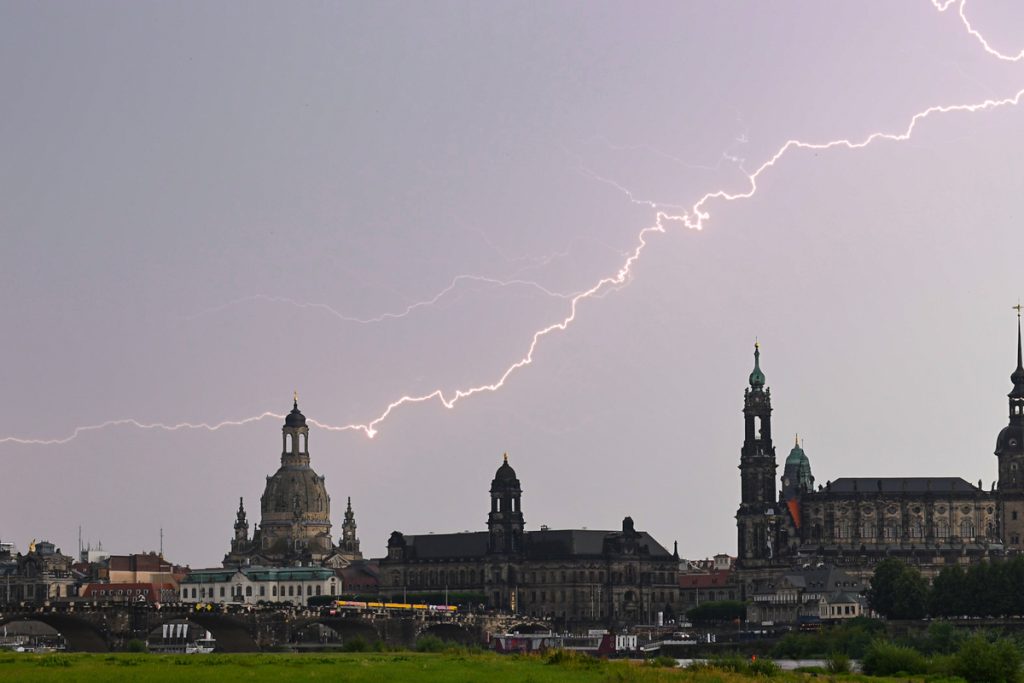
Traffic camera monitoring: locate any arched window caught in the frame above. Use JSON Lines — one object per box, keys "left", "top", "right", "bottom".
{"left": 859, "top": 522, "right": 875, "bottom": 539}
{"left": 961, "top": 519, "right": 975, "bottom": 539}
{"left": 245, "top": 586, "right": 252, "bottom": 597}
{"left": 935, "top": 521, "right": 950, "bottom": 538}
{"left": 285, "top": 433, "right": 292, "bottom": 451}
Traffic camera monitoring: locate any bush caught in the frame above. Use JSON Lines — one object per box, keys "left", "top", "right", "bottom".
{"left": 544, "top": 649, "right": 601, "bottom": 669}
{"left": 826, "top": 651, "right": 851, "bottom": 674}
{"left": 415, "top": 635, "right": 446, "bottom": 653}
{"left": 748, "top": 657, "right": 781, "bottom": 676}
{"left": 950, "top": 636, "right": 1022, "bottom": 683}
{"left": 861, "top": 639, "right": 928, "bottom": 676}
{"left": 686, "top": 600, "right": 746, "bottom": 624}
{"left": 645, "top": 655, "right": 677, "bottom": 668}
{"left": 125, "top": 639, "right": 148, "bottom": 653}
{"left": 341, "top": 636, "right": 369, "bottom": 652}
{"left": 687, "top": 654, "right": 778, "bottom": 677}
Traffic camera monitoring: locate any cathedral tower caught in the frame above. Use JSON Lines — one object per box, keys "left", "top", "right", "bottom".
{"left": 998, "top": 308, "right": 1024, "bottom": 548}
{"left": 340, "top": 497, "right": 360, "bottom": 555}
{"left": 488, "top": 454, "right": 524, "bottom": 554}
{"left": 231, "top": 497, "right": 249, "bottom": 552}
{"left": 736, "top": 343, "right": 780, "bottom": 568}
{"left": 255, "top": 397, "right": 333, "bottom": 560}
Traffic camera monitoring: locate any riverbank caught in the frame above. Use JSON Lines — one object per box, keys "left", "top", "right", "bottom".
{"left": 0, "top": 650, "right": 935, "bottom": 682}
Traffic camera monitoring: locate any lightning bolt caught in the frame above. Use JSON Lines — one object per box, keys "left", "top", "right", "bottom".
{"left": 0, "top": 414, "right": 286, "bottom": 446}
{"left": 933, "top": 0, "right": 1024, "bottom": 62}
{"left": 4, "top": 2, "right": 1024, "bottom": 447}
{"left": 186, "top": 275, "right": 578, "bottom": 326}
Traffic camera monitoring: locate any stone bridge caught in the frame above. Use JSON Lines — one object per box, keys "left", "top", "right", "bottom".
{"left": 0, "top": 605, "right": 552, "bottom": 653}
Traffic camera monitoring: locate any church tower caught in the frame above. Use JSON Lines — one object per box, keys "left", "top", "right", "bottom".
{"left": 736, "top": 342, "right": 780, "bottom": 568}
{"left": 340, "top": 497, "right": 360, "bottom": 555}
{"left": 231, "top": 497, "right": 249, "bottom": 552}
{"left": 997, "top": 308, "right": 1024, "bottom": 548}
{"left": 488, "top": 454, "right": 524, "bottom": 554}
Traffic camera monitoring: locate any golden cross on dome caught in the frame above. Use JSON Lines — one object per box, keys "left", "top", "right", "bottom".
{"left": 503, "top": 452, "right": 508, "bottom": 463}
{"left": 1014, "top": 301, "right": 1022, "bottom": 318}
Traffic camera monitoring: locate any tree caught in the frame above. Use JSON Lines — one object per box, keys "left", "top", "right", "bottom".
{"left": 867, "top": 559, "right": 928, "bottom": 619}
{"left": 686, "top": 600, "right": 746, "bottom": 624}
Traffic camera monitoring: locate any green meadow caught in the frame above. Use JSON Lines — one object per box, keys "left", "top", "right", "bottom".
{"left": 0, "top": 650, "right": 950, "bottom": 683}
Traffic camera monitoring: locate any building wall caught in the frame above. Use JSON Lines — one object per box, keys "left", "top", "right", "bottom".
{"left": 379, "top": 555, "right": 678, "bottom": 625}
{"left": 181, "top": 571, "right": 340, "bottom": 605}
{"left": 799, "top": 492, "right": 998, "bottom": 548}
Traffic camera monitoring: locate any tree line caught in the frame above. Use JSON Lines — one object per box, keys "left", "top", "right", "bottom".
{"left": 868, "top": 557, "right": 1024, "bottom": 619}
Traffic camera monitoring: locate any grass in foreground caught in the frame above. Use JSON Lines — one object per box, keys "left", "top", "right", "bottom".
{"left": 0, "top": 649, "right": 949, "bottom": 682}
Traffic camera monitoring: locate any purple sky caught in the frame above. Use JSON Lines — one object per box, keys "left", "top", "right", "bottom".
{"left": 3, "top": 2, "right": 1024, "bottom": 567}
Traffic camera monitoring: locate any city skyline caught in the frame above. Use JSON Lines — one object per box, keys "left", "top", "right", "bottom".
{"left": 3, "top": 2, "right": 1024, "bottom": 566}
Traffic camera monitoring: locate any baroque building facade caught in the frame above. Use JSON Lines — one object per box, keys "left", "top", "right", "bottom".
{"left": 222, "top": 399, "right": 362, "bottom": 569}
{"left": 379, "top": 456, "right": 679, "bottom": 628}
{"left": 736, "top": 316, "right": 1024, "bottom": 582}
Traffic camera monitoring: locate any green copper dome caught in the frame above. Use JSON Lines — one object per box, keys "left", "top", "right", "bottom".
{"left": 785, "top": 443, "right": 807, "bottom": 467}
{"left": 749, "top": 342, "right": 765, "bottom": 388}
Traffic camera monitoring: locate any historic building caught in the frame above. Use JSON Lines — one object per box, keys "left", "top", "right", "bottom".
{"left": 735, "top": 315, "right": 1024, "bottom": 582}
{"left": 222, "top": 398, "right": 363, "bottom": 569}
{"left": 0, "top": 541, "right": 76, "bottom": 604}
{"left": 181, "top": 566, "right": 339, "bottom": 605}
{"left": 379, "top": 456, "right": 679, "bottom": 628}
{"left": 746, "top": 565, "right": 867, "bottom": 625}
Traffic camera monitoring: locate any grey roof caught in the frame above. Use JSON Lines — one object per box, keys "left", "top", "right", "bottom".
{"left": 526, "top": 530, "right": 672, "bottom": 560}
{"left": 824, "top": 477, "right": 980, "bottom": 494}
{"left": 753, "top": 565, "right": 862, "bottom": 597}
{"left": 404, "top": 532, "right": 490, "bottom": 559}
{"left": 181, "top": 566, "right": 334, "bottom": 584}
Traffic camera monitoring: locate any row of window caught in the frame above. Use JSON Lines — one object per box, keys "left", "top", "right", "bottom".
{"left": 182, "top": 583, "right": 335, "bottom": 600}
{"left": 523, "top": 588, "right": 675, "bottom": 605}
{"left": 399, "top": 567, "right": 675, "bottom": 587}
{"left": 93, "top": 588, "right": 148, "bottom": 597}
{"left": 811, "top": 519, "right": 987, "bottom": 540}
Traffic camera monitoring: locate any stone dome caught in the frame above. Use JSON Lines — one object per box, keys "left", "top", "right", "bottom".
{"left": 261, "top": 465, "right": 330, "bottom": 519}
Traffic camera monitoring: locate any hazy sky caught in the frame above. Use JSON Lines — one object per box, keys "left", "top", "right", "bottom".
{"left": 3, "top": 2, "right": 1024, "bottom": 567}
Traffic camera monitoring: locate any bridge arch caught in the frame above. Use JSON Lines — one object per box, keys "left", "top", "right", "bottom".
{"left": 291, "top": 616, "right": 379, "bottom": 647}
{"left": 0, "top": 615, "right": 109, "bottom": 652}
{"left": 509, "top": 622, "right": 551, "bottom": 634}
{"left": 147, "top": 613, "right": 260, "bottom": 652}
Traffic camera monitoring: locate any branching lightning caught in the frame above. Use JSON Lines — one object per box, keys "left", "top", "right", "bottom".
{"left": 3, "top": 0, "right": 1024, "bottom": 448}
{"left": 933, "top": 0, "right": 1024, "bottom": 62}
{"left": 187, "top": 275, "right": 578, "bottom": 326}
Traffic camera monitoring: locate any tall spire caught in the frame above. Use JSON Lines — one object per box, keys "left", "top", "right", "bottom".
{"left": 1012, "top": 304, "right": 1024, "bottom": 393}
{"left": 749, "top": 341, "right": 766, "bottom": 389}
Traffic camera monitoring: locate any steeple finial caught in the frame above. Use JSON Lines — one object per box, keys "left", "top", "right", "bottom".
{"left": 503, "top": 452, "right": 508, "bottom": 463}
{"left": 293, "top": 390, "right": 298, "bottom": 409}
{"left": 795, "top": 433, "right": 799, "bottom": 447}
{"left": 347, "top": 496, "right": 352, "bottom": 511}
{"left": 1015, "top": 302, "right": 1023, "bottom": 371}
